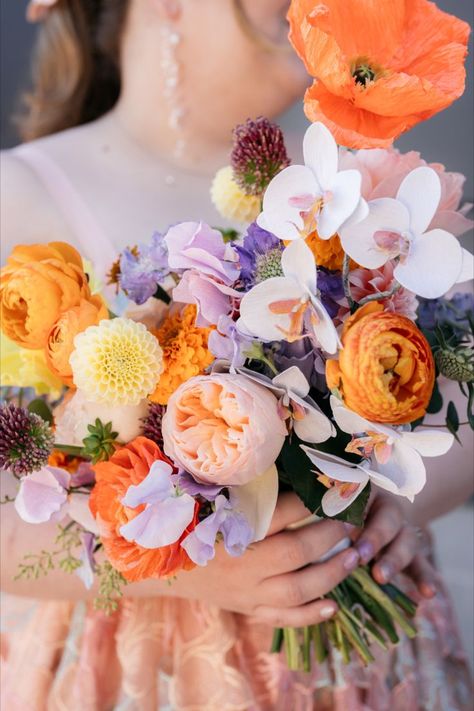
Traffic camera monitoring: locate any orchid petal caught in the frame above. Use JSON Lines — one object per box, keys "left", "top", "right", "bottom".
{"left": 340, "top": 198, "right": 411, "bottom": 269}
{"left": 121, "top": 461, "right": 175, "bottom": 508}
{"left": 321, "top": 482, "right": 366, "bottom": 516}
{"left": 400, "top": 430, "right": 454, "bottom": 457}
{"left": 120, "top": 495, "right": 195, "bottom": 549}
{"left": 341, "top": 197, "right": 369, "bottom": 230}
{"left": 301, "top": 447, "right": 369, "bottom": 485}
{"left": 394, "top": 229, "right": 463, "bottom": 298}
{"left": 303, "top": 122, "right": 338, "bottom": 191}
{"left": 229, "top": 464, "right": 278, "bottom": 542}
{"left": 238, "top": 277, "right": 305, "bottom": 342}
{"left": 281, "top": 239, "right": 316, "bottom": 293}
{"left": 375, "top": 441, "right": 426, "bottom": 500}
{"left": 308, "top": 298, "right": 340, "bottom": 354}
{"left": 293, "top": 398, "right": 336, "bottom": 443}
{"left": 317, "top": 170, "right": 362, "bottom": 239}
{"left": 456, "top": 248, "right": 474, "bottom": 283}
{"left": 330, "top": 396, "right": 374, "bottom": 435}
{"left": 261, "top": 165, "right": 319, "bottom": 241}
{"left": 397, "top": 167, "right": 441, "bottom": 235}
{"left": 273, "top": 366, "right": 310, "bottom": 399}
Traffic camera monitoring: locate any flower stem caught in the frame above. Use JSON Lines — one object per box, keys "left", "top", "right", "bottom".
{"left": 342, "top": 254, "right": 355, "bottom": 310}
{"left": 54, "top": 444, "right": 88, "bottom": 458}
{"left": 312, "top": 624, "right": 328, "bottom": 664}
{"left": 357, "top": 280, "right": 401, "bottom": 306}
{"left": 283, "top": 628, "right": 300, "bottom": 670}
{"left": 351, "top": 568, "right": 417, "bottom": 638}
{"left": 302, "top": 625, "right": 311, "bottom": 672}
{"left": 270, "top": 627, "right": 284, "bottom": 653}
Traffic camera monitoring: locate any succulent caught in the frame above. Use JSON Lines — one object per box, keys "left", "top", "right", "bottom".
{"left": 82, "top": 419, "right": 119, "bottom": 464}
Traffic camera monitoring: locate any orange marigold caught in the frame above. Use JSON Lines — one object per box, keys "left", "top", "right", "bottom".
{"left": 306, "top": 231, "right": 346, "bottom": 271}
{"left": 326, "top": 302, "right": 435, "bottom": 424}
{"left": 48, "top": 450, "right": 83, "bottom": 473}
{"left": 149, "top": 305, "right": 214, "bottom": 405}
{"left": 90, "top": 436, "right": 199, "bottom": 582}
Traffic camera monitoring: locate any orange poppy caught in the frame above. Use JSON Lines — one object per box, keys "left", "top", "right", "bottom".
{"left": 90, "top": 437, "right": 199, "bottom": 582}
{"left": 288, "top": 0, "right": 470, "bottom": 148}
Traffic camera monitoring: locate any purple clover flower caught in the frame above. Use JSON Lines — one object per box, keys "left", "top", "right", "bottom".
{"left": 119, "top": 232, "right": 170, "bottom": 305}
{"left": 317, "top": 268, "right": 344, "bottom": 319}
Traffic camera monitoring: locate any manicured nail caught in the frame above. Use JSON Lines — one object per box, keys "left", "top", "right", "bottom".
{"left": 321, "top": 604, "right": 337, "bottom": 619}
{"left": 377, "top": 562, "right": 393, "bottom": 582}
{"left": 356, "top": 540, "right": 374, "bottom": 563}
{"left": 420, "top": 582, "right": 436, "bottom": 598}
{"left": 343, "top": 522, "right": 357, "bottom": 534}
{"left": 343, "top": 549, "right": 360, "bottom": 570}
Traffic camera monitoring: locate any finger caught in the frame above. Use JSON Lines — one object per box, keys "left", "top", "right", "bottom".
{"left": 406, "top": 555, "right": 437, "bottom": 599}
{"left": 260, "top": 518, "right": 349, "bottom": 575}
{"left": 263, "top": 546, "right": 360, "bottom": 608}
{"left": 355, "top": 498, "right": 403, "bottom": 563}
{"left": 371, "top": 525, "right": 420, "bottom": 584}
{"left": 254, "top": 598, "right": 338, "bottom": 628}
{"left": 267, "top": 492, "right": 313, "bottom": 535}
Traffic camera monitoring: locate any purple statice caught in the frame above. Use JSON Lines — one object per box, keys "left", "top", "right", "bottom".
{"left": 273, "top": 338, "right": 327, "bottom": 392}
{"left": 317, "top": 268, "right": 344, "bottom": 319}
{"left": 231, "top": 117, "right": 290, "bottom": 196}
{"left": 0, "top": 403, "right": 54, "bottom": 476}
{"left": 119, "top": 232, "right": 170, "bottom": 305}
{"left": 142, "top": 403, "right": 166, "bottom": 449}
{"left": 418, "top": 292, "right": 474, "bottom": 335}
{"left": 234, "top": 222, "right": 283, "bottom": 289}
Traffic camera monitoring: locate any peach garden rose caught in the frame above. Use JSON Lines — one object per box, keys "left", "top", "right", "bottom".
{"left": 162, "top": 373, "right": 287, "bottom": 486}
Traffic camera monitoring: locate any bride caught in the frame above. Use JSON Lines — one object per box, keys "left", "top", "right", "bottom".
{"left": 1, "top": 1, "right": 472, "bottom": 709}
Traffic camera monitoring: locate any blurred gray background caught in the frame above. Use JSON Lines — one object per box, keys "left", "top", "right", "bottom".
{"left": 1, "top": 0, "right": 473, "bottom": 669}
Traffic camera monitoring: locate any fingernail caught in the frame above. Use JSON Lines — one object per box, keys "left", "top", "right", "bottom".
{"left": 377, "top": 562, "right": 393, "bottom": 582}
{"left": 321, "top": 604, "right": 337, "bottom": 619}
{"left": 343, "top": 522, "right": 357, "bottom": 533}
{"left": 420, "top": 582, "right": 436, "bottom": 598}
{"left": 343, "top": 549, "right": 360, "bottom": 571}
{"left": 356, "top": 540, "right": 374, "bottom": 563}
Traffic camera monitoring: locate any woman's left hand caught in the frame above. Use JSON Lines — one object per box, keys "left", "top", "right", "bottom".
{"left": 351, "top": 493, "right": 437, "bottom": 599}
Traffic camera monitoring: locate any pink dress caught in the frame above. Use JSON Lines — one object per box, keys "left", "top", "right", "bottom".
{"left": 1, "top": 145, "right": 472, "bottom": 711}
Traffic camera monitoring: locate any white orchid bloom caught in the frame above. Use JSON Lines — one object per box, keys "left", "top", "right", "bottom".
{"left": 237, "top": 239, "right": 340, "bottom": 354}
{"left": 340, "top": 166, "right": 474, "bottom": 299}
{"left": 257, "top": 122, "right": 368, "bottom": 241}
{"left": 236, "top": 365, "right": 335, "bottom": 444}
{"left": 301, "top": 396, "right": 454, "bottom": 516}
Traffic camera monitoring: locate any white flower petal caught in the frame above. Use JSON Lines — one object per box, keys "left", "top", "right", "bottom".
{"left": 394, "top": 229, "right": 463, "bottom": 298}
{"left": 229, "top": 464, "right": 278, "bottom": 542}
{"left": 303, "top": 122, "right": 338, "bottom": 191}
{"left": 238, "top": 276, "right": 305, "bottom": 341}
{"left": 301, "top": 447, "right": 369, "bottom": 485}
{"left": 330, "top": 396, "right": 374, "bottom": 435}
{"left": 308, "top": 298, "right": 340, "bottom": 354}
{"left": 316, "top": 170, "right": 362, "bottom": 239}
{"left": 375, "top": 441, "right": 426, "bottom": 499}
{"left": 456, "top": 248, "right": 474, "bottom": 283}
{"left": 293, "top": 399, "right": 336, "bottom": 443}
{"left": 340, "top": 198, "right": 410, "bottom": 269}
{"left": 68, "top": 494, "right": 99, "bottom": 535}
{"left": 273, "top": 366, "right": 310, "bottom": 398}
{"left": 261, "top": 165, "right": 319, "bottom": 241}
{"left": 281, "top": 239, "right": 317, "bottom": 293}
{"left": 322, "top": 482, "right": 366, "bottom": 517}
{"left": 341, "top": 197, "right": 369, "bottom": 230}
{"left": 397, "top": 167, "right": 441, "bottom": 235}
{"left": 400, "top": 430, "right": 454, "bottom": 457}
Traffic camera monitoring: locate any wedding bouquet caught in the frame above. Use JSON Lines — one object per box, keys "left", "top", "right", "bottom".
{"left": 1, "top": 0, "right": 473, "bottom": 673}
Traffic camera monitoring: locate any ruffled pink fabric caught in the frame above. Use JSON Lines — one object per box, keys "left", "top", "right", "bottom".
{"left": 1, "top": 573, "right": 472, "bottom": 711}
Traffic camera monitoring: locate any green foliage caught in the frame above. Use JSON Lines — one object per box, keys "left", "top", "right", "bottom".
{"left": 217, "top": 227, "right": 240, "bottom": 243}
{"left": 94, "top": 562, "right": 127, "bottom": 614}
{"left": 27, "top": 398, "right": 54, "bottom": 425}
{"left": 426, "top": 380, "right": 443, "bottom": 415}
{"left": 15, "top": 522, "right": 82, "bottom": 581}
{"left": 82, "top": 418, "right": 119, "bottom": 464}
{"left": 445, "top": 400, "right": 461, "bottom": 443}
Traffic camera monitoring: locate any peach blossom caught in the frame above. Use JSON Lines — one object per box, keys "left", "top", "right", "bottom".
{"left": 162, "top": 373, "right": 287, "bottom": 486}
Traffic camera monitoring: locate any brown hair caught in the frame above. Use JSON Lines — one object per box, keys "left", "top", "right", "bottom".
{"left": 18, "top": 0, "right": 286, "bottom": 142}
{"left": 18, "top": 0, "right": 129, "bottom": 141}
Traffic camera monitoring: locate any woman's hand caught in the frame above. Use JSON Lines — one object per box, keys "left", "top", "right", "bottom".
{"left": 167, "top": 492, "right": 360, "bottom": 627}
{"left": 352, "top": 493, "right": 437, "bottom": 599}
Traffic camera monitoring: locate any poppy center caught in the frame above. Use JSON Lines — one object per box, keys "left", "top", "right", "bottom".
{"left": 350, "top": 57, "right": 382, "bottom": 86}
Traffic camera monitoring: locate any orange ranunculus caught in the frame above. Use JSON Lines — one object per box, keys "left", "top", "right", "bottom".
{"left": 288, "top": 0, "right": 470, "bottom": 148}
{"left": 326, "top": 302, "right": 435, "bottom": 424}
{"left": 0, "top": 242, "right": 92, "bottom": 349}
{"left": 90, "top": 437, "right": 199, "bottom": 582}
{"left": 45, "top": 294, "right": 109, "bottom": 386}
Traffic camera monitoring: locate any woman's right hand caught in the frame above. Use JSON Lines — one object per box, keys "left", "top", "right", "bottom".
{"left": 166, "top": 492, "right": 360, "bottom": 627}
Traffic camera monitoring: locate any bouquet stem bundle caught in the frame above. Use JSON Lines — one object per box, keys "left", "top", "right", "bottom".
{"left": 271, "top": 567, "right": 417, "bottom": 671}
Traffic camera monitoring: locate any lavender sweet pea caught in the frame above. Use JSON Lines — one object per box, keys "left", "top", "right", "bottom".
{"left": 165, "top": 221, "right": 240, "bottom": 284}
{"left": 181, "top": 494, "right": 253, "bottom": 566}
{"left": 14, "top": 466, "right": 70, "bottom": 524}
{"left": 119, "top": 232, "right": 170, "bottom": 305}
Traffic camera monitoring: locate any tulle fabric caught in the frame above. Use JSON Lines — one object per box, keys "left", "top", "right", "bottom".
{"left": 1, "top": 573, "right": 472, "bottom": 711}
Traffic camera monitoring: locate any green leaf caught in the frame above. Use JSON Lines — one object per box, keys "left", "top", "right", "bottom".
{"left": 468, "top": 383, "right": 474, "bottom": 430}
{"left": 28, "top": 398, "right": 53, "bottom": 425}
{"left": 278, "top": 436, "right": 325, "bottom": 514}
{"left": 446, "top": 400, "right": 461, "bottom": 443}
{"left": 426, "top": 381, "right": 443, "bottom": 414}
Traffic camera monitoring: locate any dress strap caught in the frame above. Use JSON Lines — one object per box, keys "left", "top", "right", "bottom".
{"left": 12, "top": 144, "right": 116, "bottom": 279}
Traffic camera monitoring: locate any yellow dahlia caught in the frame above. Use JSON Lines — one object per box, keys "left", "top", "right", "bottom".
{"left": 211, "top": 166, "right": 261, "bottom": 223}
{"left": 149, "top": 305, "right": 214, "bottom": 405}
{"left": 70, "top": 318, "right": 163, "bottom": 406}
